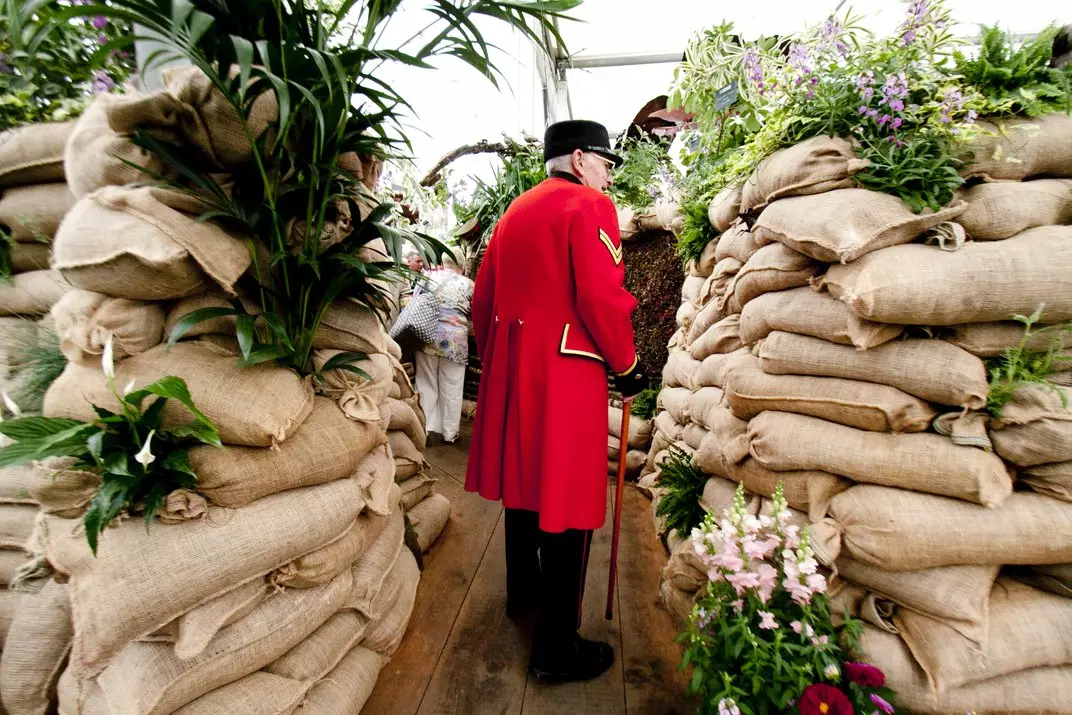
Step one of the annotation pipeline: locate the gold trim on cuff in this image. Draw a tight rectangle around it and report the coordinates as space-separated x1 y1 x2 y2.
613 353 639 377
559 323 605 362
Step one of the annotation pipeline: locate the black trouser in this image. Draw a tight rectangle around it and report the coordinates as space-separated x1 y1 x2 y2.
504 507 594 659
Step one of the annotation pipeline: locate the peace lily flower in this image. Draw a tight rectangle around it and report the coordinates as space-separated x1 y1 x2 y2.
102 335 116 379
2 391 20 416
122 379 137 396
135 430 156 467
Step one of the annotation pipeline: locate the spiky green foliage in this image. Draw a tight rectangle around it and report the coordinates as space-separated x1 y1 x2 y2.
608 135 678 211
655 443 709 536
9 326 66 413
455 141 546 244
955 25 1072 117
985 306 1071 418
630 388 659 420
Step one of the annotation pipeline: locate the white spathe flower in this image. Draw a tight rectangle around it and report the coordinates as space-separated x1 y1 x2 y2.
134 430 156 467
2 391 20 416
122 379 136 396
824 663 840 679
101 334 116 379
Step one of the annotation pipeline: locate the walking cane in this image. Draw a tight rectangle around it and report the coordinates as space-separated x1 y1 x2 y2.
606 397 632 621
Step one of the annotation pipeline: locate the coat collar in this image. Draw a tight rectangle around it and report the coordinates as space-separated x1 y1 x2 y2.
549 171 582 185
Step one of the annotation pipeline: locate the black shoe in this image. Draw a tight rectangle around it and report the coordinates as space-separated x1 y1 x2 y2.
529 637 614 683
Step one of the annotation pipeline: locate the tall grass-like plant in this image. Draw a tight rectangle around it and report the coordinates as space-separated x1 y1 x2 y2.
52 0 579 375
455 139 546 244
985 305 1071 418
8 324 67 413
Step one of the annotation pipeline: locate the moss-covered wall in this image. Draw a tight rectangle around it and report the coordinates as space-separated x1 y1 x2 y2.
623 231 684 383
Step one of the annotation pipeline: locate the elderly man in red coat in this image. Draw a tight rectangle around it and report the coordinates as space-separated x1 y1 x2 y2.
465 119 647 683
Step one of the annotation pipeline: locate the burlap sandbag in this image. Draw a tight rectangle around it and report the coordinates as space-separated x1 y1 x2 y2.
753 188 965 264
607 405 653 446
0 183 74 242
50 290 163 366
146 578 269 659
693 431 731 478
161 66 278 169
740 136 869 213
739 287 902 350
728 357 936 433
634 199 681 233
758 331 989 408
361 548 420 655
409 492 451 553
0 317 38 368
681 423 708 452
943 320 1068 357
749 412 1011 506
266 611 369 684
683 386 724 432
675 300 698 333
689 314 743 362
388 430 426 481
695 350 739 388
822 226 1072 325
696 259 737 312
896 577 1072 694
701 475 760 518
707 184 742 232
858 624 1072 715
52 186 250 301
189 397 379 507
693 239 719 278
96 570 351 715
0 270 70 316
660 578 698 628
1021 460 1072 503
349 507 405 619
834 559 998 644
0 548 28 586
41 476 367 677
170 672 307 715
64 93 185 198
654 410 684 441
162 292 262 341
313 349 397 423
28 458 100 519
664 535 707 593
0 504 37 549
0 465 35 505
726 458 849 522
294 645 386 715
9 242 52 273
45 342 314 447
662 349 701 391
714 220 761 264
273 510 389 591
725 243 821 311
958 113 1072 182
0 579 72 715
681 275 706 305
658 387 692 425
0 122 72 188
399 475 436 511
957 178 1072 240
813 485 1072 570
990 385 1072 467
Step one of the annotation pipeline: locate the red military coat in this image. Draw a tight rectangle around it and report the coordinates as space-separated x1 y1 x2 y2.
464 174 638 533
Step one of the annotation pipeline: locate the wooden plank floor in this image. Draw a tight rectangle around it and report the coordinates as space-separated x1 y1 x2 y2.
365 420 695 715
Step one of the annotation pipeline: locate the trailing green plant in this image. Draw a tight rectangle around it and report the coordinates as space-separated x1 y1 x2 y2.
454 140 546 244
607 135 678 211
654 443 709 536
0 337 220 554
629 387 658 420
54 0 578 377
985 305 1071 418
0 230 12 282
0 0 135 130
955 24 1072 117
8 324 66 412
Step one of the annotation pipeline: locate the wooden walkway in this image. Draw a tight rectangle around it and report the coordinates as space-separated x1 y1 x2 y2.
365 420 696 715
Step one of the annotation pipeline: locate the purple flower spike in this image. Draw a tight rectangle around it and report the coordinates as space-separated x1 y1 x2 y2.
889 99 905 112
878 114 891 126
92 15 108 29
891 116 904 129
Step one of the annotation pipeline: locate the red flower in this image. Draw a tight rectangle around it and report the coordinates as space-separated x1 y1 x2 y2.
798 684 853 715
843 662 886 688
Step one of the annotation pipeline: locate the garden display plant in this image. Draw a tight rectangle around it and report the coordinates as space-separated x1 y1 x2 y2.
681 485 896 715
0 336 220 554
51 0 580 377
669 0 1072 262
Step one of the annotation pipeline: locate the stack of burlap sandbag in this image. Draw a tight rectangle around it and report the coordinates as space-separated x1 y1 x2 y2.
0 122 79 402
0 465 40 666
606 402 652 483
617 196 685 243
650 123 1072 710
0 77 450 715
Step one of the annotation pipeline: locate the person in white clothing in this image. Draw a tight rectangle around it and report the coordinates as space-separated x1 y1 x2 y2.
415 248 474 443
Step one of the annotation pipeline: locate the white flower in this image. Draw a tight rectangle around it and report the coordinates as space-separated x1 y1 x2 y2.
134 430 156 467
718 698 741 715
102 334 116 379
122 379 136 396
824 663 840 679
2 391 20 416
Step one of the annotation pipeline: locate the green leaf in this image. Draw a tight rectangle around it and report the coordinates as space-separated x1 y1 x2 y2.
231 35 255 100
163 421 223 448
83 479 127 556
160 449 197 479
138 377 217 435
102 452 133 478
0 416 83 441
259 312 294 351
240 345 291 366
235 313 257 360
0 441 48 469
167 307 238 349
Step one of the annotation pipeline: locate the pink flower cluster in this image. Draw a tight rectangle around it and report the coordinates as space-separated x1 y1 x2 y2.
691 493 827 609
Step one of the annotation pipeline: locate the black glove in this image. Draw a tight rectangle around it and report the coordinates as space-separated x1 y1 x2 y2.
612 360 647 398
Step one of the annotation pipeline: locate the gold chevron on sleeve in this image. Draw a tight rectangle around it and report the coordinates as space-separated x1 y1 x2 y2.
598 227 623 266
